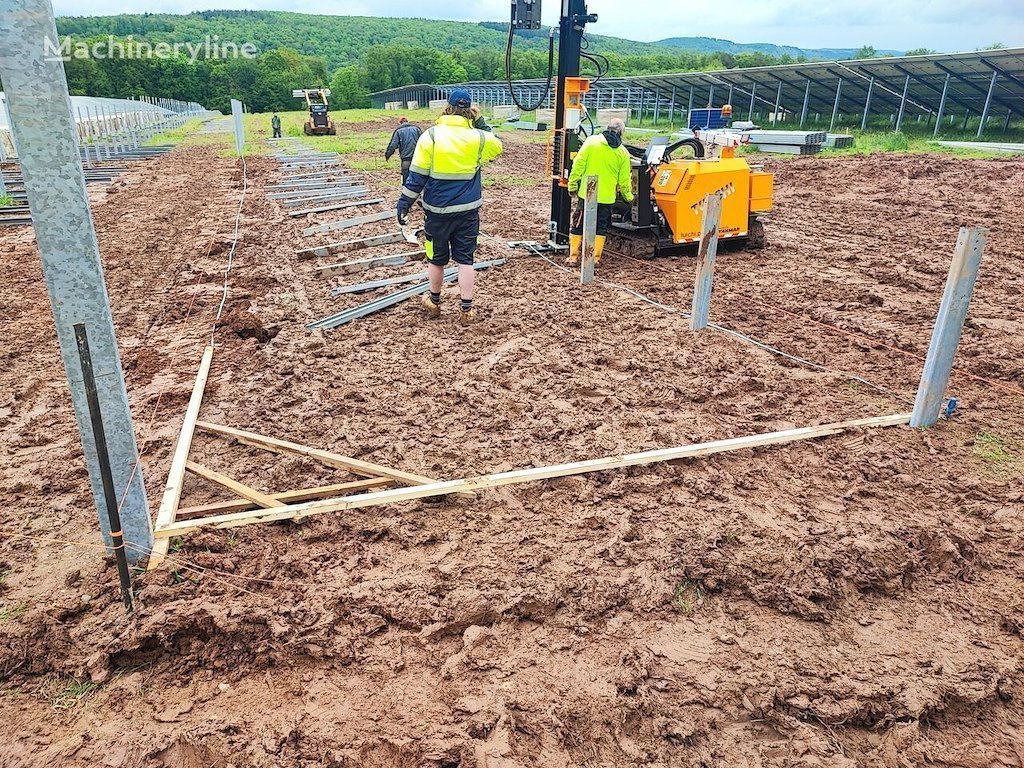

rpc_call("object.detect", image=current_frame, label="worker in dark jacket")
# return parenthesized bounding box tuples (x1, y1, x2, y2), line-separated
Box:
(385, 117, 422, 183)
(271, 113, 282, 139)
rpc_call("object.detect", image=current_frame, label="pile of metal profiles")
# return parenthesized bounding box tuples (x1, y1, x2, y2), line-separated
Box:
(936, 141, 1024, 154)
(308, 259, 506, 330)
(268, 140, 371, 217)
(746, 130, 826, 155)
(1, 163, 130, 226)
(823, 134, 855, 148)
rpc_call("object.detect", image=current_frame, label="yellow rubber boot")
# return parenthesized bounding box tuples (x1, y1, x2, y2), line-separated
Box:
(594, 235, 607, 266)
(567, 234, 582, 265)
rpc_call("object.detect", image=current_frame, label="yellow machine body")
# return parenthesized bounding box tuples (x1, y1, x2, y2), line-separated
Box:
(651, 156, 773, 243)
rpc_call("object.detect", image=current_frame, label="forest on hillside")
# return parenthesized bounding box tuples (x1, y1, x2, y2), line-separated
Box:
(35, 10, 862, 113)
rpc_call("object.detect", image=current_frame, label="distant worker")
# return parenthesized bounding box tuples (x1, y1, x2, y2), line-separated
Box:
(566, 117, 633, 267)
(396, 89, 503, 326)
(385, 117, 422, 184)
(271, 113, 282, 139)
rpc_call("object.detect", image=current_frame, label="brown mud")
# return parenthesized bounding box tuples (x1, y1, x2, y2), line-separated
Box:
(0, 133, 1022, 767)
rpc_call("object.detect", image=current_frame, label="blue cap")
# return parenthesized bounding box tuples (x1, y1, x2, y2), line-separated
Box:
(448, 89, 472, 108)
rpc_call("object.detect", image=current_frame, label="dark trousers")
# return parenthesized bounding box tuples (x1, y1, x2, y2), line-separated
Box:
(272, 126, 282, 138)
(424, 209, 480, 266)
(570, 202, 614, 236)
(400, 159, 412, 184)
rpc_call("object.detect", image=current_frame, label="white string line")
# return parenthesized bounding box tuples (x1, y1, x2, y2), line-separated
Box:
(520, 242, 913, 406)
(211, 152, 248, 344)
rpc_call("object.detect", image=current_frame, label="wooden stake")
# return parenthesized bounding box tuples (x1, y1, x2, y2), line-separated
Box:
(176, 477, 394, 520)
(185, 461, 285, 509)
(194, 421, 462, 492)
(148, 345, 214, 570)
(157, 413, 911, 538)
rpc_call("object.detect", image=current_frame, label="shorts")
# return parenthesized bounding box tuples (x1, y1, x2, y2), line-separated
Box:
(570, 202, 614, 237)
(424, 209, 480, 267)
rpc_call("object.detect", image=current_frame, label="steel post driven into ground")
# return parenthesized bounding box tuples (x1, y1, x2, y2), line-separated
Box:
(800, 79, 810, 128)
(231, 98, 245, 156)
(773, 81, 783, 125)
(748, 82, 756, 120)
(861, 76, 875, 131)
(689, 192, 723, 331)
(978, 70, 997, 138)
(910, 227, 988, 428)
(896, 75, 911, 132)
(0, 0, 153, 561)
(933, 73, 950, 137)
(580, 175, 598, 284)
(830, 78, 843, 131)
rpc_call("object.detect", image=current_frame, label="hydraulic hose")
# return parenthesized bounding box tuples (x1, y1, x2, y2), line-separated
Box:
(505, 24, 555, 113)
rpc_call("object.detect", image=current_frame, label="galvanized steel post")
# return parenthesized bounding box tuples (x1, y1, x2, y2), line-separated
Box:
(747, 82, 756, 120)
(773, 81, 783, 125)
(0, 0, 153, 561)
(231, 98, 245, 156)
(829, 78, 843, 132)
(895, 75, 910, 132)
(910, 227, 987, 428)
(861, 76, 874, 131)
(689, 192, 723, 332)
(800, 78, 811, 128)
(933, 73, 950, 137)
(977, 69, 997, 138)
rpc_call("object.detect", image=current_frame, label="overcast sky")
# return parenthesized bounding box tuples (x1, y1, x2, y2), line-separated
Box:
(54, 0, 1023, 52)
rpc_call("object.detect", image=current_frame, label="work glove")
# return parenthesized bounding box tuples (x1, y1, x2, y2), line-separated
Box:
(397, 208, 409, 226)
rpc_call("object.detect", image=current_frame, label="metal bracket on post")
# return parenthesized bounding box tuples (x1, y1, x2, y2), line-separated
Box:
(689, 192, 724, 331)
(231, 98, 245, 157)
(580, 175, 598, 284)
(0, 0, 153, 562)
(910, 227, 987, 428)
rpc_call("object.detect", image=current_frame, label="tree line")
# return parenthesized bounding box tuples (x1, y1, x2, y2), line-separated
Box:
(26, 35, 818, 114)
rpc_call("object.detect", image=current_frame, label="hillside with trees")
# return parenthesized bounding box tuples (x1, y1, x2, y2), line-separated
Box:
(39, 10, 911, 113)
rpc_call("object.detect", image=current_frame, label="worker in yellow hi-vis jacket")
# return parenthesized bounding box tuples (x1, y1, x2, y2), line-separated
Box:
(566, 118, 633, 267)
(397, 90, 503, 326)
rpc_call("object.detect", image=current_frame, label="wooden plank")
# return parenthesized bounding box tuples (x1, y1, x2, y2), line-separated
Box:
(185, 461, 285, 509)
(194, 421, 457, 491)
(315, 250, 425, 277)
(302, 209, 397, 237)
(910, 226, 988, 427)
(176, 477, 394, 520)
(689, 191, 723, 331)
(296, 232, 409, 259)
(580, 175, 598, 284)
(147, 345, 214, 570)
(157, 413, 912, 537)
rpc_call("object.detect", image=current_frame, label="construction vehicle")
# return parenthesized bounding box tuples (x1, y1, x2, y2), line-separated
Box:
(611, 123, 774, 258)
(506, 0, 774, 258)
(293, 88, 337, 136)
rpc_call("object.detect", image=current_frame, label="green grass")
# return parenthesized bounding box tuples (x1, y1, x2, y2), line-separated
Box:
(44, 677, 98, 712)
(672, 580, 705, 615)
(973, 432, 1019, 466)
(0, 604, 26, 621)
(0, 194, 14, 207)
(145, 116, 207, 147)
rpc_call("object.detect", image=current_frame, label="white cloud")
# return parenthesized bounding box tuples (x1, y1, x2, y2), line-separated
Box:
(55, 0, 1024, 52)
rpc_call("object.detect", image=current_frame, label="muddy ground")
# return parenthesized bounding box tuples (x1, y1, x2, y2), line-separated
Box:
(0, 121, 1022, 768)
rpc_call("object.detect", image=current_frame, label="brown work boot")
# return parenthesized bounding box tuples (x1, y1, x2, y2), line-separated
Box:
(458, 307, 476, 327)
(421, 293, 441, 318)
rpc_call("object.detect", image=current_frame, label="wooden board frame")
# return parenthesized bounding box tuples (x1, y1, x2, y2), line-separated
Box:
(156, 413, 911, 538)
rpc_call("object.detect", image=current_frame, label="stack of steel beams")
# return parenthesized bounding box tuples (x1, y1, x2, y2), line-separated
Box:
(746, 130, 826, 155)
(823, 134, 855, 148)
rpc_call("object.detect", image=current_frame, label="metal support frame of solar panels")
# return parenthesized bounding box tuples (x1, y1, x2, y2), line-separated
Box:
(370, 48, 1023, 137)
